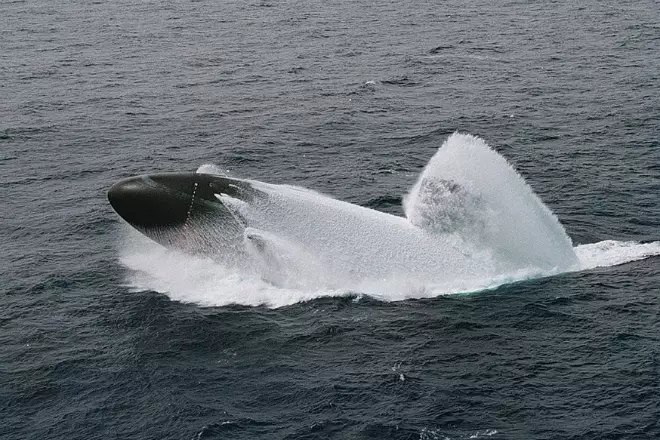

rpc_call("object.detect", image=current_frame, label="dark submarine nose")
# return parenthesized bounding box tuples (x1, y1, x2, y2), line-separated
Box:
(108, 173, 198, 230)
(108, 172, 256, 250)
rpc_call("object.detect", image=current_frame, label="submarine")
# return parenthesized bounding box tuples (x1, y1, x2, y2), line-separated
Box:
(106, 169, 483, 282)
(107, 133, 583, 289)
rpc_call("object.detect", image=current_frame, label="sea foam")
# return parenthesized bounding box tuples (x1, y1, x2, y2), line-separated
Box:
(119, 133, 660, 307)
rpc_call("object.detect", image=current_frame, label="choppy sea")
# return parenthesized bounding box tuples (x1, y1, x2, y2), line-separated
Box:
(2, 0, 659, 438)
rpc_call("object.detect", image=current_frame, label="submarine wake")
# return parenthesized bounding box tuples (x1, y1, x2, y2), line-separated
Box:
(116, 133, 660, 307)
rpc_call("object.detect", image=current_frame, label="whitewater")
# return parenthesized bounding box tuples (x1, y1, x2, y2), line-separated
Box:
(119, 133, 660, 307)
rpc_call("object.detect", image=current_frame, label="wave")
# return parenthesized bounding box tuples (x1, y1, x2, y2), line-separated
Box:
(117, 133, 660, 307)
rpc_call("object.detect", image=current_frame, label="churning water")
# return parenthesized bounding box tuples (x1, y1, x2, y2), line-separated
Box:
(120, 133, 660, 308)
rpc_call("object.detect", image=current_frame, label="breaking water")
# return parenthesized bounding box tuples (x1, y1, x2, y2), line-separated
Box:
(120, 134, 660, 308)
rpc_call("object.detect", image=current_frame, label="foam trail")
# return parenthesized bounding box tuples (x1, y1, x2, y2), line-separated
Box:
(576, 240, 660, 270)
(120, 235, 660, 307)
(117, 133, 660, 307)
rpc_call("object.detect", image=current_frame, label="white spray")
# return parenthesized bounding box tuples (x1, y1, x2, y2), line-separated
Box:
(119, 133, 660, 307)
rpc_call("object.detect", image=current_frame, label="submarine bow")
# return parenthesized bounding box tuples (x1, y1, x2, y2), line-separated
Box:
(108, 173, 250, 251)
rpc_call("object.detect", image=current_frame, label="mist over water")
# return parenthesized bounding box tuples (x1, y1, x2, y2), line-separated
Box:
(120, 134, 660, 308)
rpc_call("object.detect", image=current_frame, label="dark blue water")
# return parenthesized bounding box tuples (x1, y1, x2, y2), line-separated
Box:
(2, 0, 660, 438)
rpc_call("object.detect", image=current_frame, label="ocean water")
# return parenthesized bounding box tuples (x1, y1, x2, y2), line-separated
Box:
(2, 0, 659, 438)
